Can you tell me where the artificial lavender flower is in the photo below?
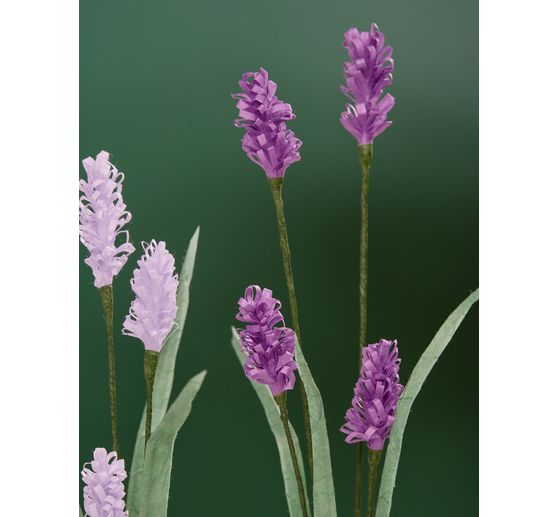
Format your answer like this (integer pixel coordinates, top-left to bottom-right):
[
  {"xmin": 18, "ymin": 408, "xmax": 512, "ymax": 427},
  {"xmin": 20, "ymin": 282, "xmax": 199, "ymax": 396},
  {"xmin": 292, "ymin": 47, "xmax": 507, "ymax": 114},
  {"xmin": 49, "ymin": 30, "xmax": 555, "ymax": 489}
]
[
  {"xmin": 340, "ymin": 23, "xmax": 395, "ymax": 144},
  {"xmin": 233, "ymin": 68, "xmax": 302, "ymax": 178},
  {"xmin": 123, "ymin": 240, "xmax": 179, "ymax": 352},
  {"xmin": 341, "ymin": 339, "xmax": 404, "ymax": 450},
  {"xmin": 236, "ymin": 285, "xmax": 298, "ymax": 396},
  {"xmin": 79, "ymin": 151, "xmax": 135, "ymax": 288},
  {"xmin": 82, "ymin": 448, "xmax": 128, "ymax": 517}
]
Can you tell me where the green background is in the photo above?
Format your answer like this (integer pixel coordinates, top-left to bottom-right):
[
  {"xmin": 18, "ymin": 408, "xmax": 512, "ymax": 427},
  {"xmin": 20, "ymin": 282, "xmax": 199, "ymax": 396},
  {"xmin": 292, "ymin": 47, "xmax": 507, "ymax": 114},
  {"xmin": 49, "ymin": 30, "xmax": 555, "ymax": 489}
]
[{"xmin": 80, "ymin": 0, "xmax": 478, "ymax": 515}]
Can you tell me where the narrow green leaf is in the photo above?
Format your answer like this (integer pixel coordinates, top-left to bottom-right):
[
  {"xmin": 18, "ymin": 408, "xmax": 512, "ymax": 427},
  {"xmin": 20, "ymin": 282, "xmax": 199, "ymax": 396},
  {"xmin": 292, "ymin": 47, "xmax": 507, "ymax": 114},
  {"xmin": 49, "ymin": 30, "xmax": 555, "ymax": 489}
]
[
  {"xmin": 79, "ymin": 505, "xmax": 83, "ymax": 517},
  {"xmin": 153, "ymin": 226, "xmax": 200, "ymax": 427},
  {"xmin": 139, "ymin": 370, "xmax": 207, "ymax": 517},
  {"xmin": 231, "ymin": 328, "xmax": 310, "ymax": 517},
  {"xmin": 126, "ymin": 407, "xmax": 145, "ymax": 517},
  {"xmin": 127, "ymin": 227, "xmax": 200, "ymax": 515},
  {"xmin": 375, "ymin": 288, "xmax": 479, "ymax": 517},
  {"xmin": 295, "ymin": 340, "xmax": 338, "ymax": 517}
]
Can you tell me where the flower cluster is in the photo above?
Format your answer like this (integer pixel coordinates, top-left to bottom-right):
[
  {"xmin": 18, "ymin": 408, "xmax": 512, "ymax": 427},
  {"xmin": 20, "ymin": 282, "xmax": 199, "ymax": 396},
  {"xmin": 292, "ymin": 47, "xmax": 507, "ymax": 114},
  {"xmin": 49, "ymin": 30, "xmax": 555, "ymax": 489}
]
[
  {"xmin": 82, "ymin": 448, "xmax": 128, "ymax": 517},
  {"xmin": 123, "ymin": 240, "xmax": 179, "ymax": 352},
  {"xmin": 341, "ymin": 339, "xmax": 404, "ymax": 450},
  {"xmin": 79, "ymin": 151, "xmax": 135, "ymax": 288},
  {"xmin": 236, "ymin": 285, "xmax": 298, "ymax": 396},
  {"xmin": 233, "ymin": 68, "xmax": 302, "ymax": 178},
  {"xmin": 340, "ymin": 23, "xmax": 395, "ymax": 145}
]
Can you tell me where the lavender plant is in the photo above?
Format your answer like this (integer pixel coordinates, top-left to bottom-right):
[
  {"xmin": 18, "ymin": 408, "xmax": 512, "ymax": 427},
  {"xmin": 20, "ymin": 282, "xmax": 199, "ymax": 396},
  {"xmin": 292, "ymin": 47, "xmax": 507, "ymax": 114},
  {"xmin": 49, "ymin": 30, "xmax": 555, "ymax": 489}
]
[
  {"xmin": 79, "ymin": 155, "xmax": 206, "ymax": 517},
  {"xmin": 341, "ymin": 341, "xmax": 404, "ymax": 517},
  {"xmin": 233, "ymin": 69, "xmax": 314, "ymax": 472},
  {"xmin": 79, "ymin": 151, "xmax": 135, "ymax": 453},
  {"xmin": 80, "ymin": 18, "xmax": 478, "ymax": 517},
  {"xmin": 227, "ymin": 20, "xmax": 478, "ymax": 517},
  {"xmin": 123, "ymin": 240, "xmax": 179, "ymax": 446},
  {"xmin": 338, "ymin": 23, "xmax": 396, "ymax": 517},
  {"xmin": 236, "ymin": 286, "xmax": 308, "ymax": 516}
]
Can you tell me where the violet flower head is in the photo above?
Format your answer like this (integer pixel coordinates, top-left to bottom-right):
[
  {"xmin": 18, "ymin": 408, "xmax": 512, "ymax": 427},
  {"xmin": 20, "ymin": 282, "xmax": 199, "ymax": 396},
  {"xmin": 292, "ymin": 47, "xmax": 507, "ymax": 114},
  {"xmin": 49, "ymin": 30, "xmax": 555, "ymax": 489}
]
[
  {"xmin": 236, "ymin": 285, "xmax": 298, "ymax": 396},
  {"xmin": 79, "ymin": 151, "xmax": 135, "ymax": 288},
  {"xmin": 233, "ymin": 68, "xmax": 302, "ymax": 178},
  {"xmin": 82, "ymin": 448, "xmax": 128, "ymax": 517},
  {"xmin": 123, "ymin": 240, "xmax": 179, "ymax": 352},
  {"xmin": 340, "ymin": 339, "xmax": 404, "ymax": 450},
  {"xmin": 340, "ymin": 23, "xmax": 395, "ymax": 145}
]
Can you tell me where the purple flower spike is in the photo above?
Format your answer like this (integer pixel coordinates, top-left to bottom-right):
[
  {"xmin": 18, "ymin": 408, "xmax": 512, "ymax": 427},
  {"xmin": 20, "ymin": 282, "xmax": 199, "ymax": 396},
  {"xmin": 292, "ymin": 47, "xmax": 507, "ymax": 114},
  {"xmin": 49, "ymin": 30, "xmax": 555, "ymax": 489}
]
[
  {"xmin": 341, "ymin": 339, "xmax": 404, "ymax": 450},
  {"xmin": 82, "ymin": 448, "xmax": 128, "ymax": 517},
  {"xmin": 79, "ymin": 151, "xmax": 135, "ymax": 288},
  {"xmin": 123, "ymin": 240, "xmax": 179, "ymax": 352},
  {"xmin": 340, "ymin": 23, "xmax": 395, "ymax": 144},
  {"xmin": 233, "ymin": 68, "xmax": 302, "ymax": 178},
  {"xmin": 236, "ymin": 285, "xmax": 298, "ymax": 396}
]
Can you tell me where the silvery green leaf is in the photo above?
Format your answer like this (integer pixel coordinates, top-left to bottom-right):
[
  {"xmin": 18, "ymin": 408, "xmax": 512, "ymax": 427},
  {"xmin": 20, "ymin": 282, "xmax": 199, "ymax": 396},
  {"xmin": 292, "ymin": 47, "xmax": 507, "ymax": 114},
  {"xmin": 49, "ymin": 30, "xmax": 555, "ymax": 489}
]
[
  {"xmin": 295, "ymin": 340, "xmax": 338, "ymax": 517},
  {"xmin": 375, "ymin": 289, "xmax": 479, "ymax": 517},
  {"xmin": 127, "ymin": 408, "xmax": 146, "ymax": 517},
  {"xmin": 153, "ymin": 226, "xmax": 200, "ymax": 427},
  {"xmin": 127, "ymin": 227, "xmax": 200, "ymax": 515},
  {"xmin": 139, "ymin": 370, "xmax": 207, "ymax": 517},
  {"xmin": 231, "ymin": 328, "xmax": 310, "ymax": 517}
]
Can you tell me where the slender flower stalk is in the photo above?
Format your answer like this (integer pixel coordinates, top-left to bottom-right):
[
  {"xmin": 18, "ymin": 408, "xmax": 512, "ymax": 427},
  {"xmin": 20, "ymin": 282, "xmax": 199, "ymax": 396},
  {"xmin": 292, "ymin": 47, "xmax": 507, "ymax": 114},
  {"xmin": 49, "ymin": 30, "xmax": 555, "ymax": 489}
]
[
  {"xmin": 268, "ymin": 178, "xmax": 313, "ymax": 473},
  {"xmin": 143, "ymin": 350, "xmax": 159, "ymax": 447},
  {"xmin": 233, "ymin": 69, "xmax": 313, "ymax": 474},
  {"xmin": 354, "ymin": 143, "xmax": 373, "ymax": 512},
  {"xmin": 276, "ymin": 393, "xmax": 309, "ymax": 517},
  {"xmin": 98, "ymin": 285, "xmax": 119, "ymax": 454},
  {"xmin": 339, "ymin": 23, "xmax": 395, "ymax": 516},
  {"xmin": 79, "ymin": 150, "xmax": 135, "ymax": 453},
  {"xmin": 236, "ymin": 285, "xmax": 307, "ymax": 516},
  {"xmin": 357, "ymin": 143, "xmax": 373, "ymax": 362},
  {"xmin": 366, "ymin": 450, "xmax": 382, "ymax": 517},
  {"xmin": 82, "ymin": 448, "xmax": 128, "ymax": 517},
  {"xmin": 341, "ymin": 340, "xmax": 404, "ymax": 517},
  {"xmin": 123, "ymin": 240, "xmax": 179, "ymax": 448}
]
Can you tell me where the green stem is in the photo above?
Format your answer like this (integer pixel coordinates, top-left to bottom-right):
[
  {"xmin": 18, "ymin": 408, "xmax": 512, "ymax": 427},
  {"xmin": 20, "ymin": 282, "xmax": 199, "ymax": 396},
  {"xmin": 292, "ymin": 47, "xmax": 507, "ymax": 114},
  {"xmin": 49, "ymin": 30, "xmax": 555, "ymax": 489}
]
[
  {"xmin": 268, "ymin": 178, "xmax": 313, "ymax": 478},
  {"xmin": 366, "ymin": 450, "xmax": 382, "ymax": 517},
  {"xmin": 358, "ymin": 144, "xmax": 372, "ymax": 362},
  {"xmin": 355, "ymin": 443, "xmax": 363, "ymax": 517},
  {"xmin": 355, "ymin": 143, "xmax": 373, "ymax": 517},
  {"xmin": 99, "ymin": 285, "xmax": 119, "ymax": 454},
  {"xmin": 144, "ymin": 350, "xmax": 159, "ymax": 450},
  {"xmin": 276, "ymin": 393, "xmax": 309, "ymax": 517}
]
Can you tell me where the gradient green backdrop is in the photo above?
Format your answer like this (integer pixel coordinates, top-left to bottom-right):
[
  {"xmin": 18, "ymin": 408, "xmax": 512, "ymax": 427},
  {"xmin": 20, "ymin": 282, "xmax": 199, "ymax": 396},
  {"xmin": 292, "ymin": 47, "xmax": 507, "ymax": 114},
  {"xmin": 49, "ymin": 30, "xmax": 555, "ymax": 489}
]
[{"xmin": 80, "ymin": 0, "xmax": 478, "ymax": 515}]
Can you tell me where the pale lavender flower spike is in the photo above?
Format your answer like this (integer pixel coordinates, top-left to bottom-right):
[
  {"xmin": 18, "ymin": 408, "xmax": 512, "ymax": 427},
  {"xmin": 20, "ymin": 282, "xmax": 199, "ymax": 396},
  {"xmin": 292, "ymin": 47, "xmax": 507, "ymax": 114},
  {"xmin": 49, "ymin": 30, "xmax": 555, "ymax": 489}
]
[
  {"xmin": 341, "ymin": 339, "xmax": 404, "ymax": 450},
  {"xmin": 340, "ymin": 23, "xmax": 395, "ymax": 145},
  {"xmin": 123, "ymin": 240, "xmax": 179, "ymax": 352},
  {"xmin": 79, "ymin": 151, "xmax": 135, "ymax": 288},
  {"xmin": 236, "ymin": 285, "xmax": 298, "ymax": 396},
  {"xmin": 82, "ymin": 448, "xmax": 128, "ymax": 517},
  {"xmin": 233, "ymin": 68, "xmax": 302, "ymax": 178}
]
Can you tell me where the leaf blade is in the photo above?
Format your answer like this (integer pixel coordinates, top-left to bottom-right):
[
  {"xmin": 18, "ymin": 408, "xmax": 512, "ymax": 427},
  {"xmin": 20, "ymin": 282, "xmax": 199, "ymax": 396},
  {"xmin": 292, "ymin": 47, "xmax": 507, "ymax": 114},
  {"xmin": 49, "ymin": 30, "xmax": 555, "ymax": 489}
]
[
  {"xmin": 231, "ymin": 328, "xmax": 310, "ymax": 517},
  {"xmin": 375, "ymin": 288, "xmax": 479, "ymax": 517},
  {"xmin": 153, "ymin": 226, "xmax": 200, "ymax": 427},
  {"xmin": 139, "ymin": 370, "xmax": 207, "ymax": 517},
  {"xmin": 295, "ymin": 341, "xmax": 338, "ymax": 517}
]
